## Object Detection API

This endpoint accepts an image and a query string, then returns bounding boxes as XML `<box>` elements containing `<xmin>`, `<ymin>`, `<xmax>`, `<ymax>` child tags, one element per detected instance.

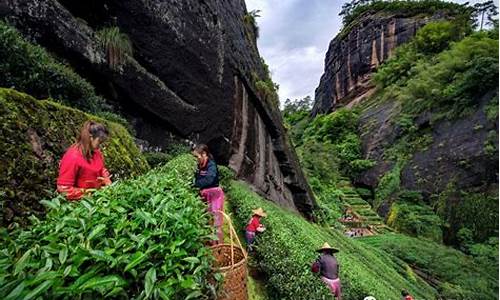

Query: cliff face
<box><xmin>2</xmin><ymin>0</ymin><xmax>315</xmax><ymax>216</ymax></box>
<box><xmin>313</xmin><ymin>12</ymin><xmax>445</xmax><ymax>115</ymax></box>
<box><xmin>310</xmin><ymin>6</ymin><xmax>499</xmax><ymax>245</ymax></box>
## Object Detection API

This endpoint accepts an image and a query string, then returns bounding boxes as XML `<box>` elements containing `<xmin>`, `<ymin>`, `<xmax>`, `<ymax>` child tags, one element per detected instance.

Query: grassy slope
<box><xmin>227</xmin><ymin>180</ymin><xmax>436</xmax><ymax>300</ymax></box>
<box><xmin>359</xmin><ymin>234</ymin><xmax>499</xmax><ymax>299</ymax></box>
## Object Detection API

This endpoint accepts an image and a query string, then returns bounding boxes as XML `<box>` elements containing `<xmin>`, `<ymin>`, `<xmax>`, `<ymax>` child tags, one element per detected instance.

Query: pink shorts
<box><xmin>321</xmin><ymin>276</ymin><xmax>341</xmax><ymax>298</ymax></box>
<box><xmin>200</xmin><ymin>187</ymin><xmax>224</xmax><ymax>241</ymax></box>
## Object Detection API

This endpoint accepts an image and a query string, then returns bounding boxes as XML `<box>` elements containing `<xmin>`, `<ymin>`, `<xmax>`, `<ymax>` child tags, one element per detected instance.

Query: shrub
<box><xmin>413</xmin><ymin>21</ymin><xmax>469</xmax><ymax>54</ymax></box>
<box><xmin>386</xmin><ymin>202</ymin><xmax>443</xmax><ymax>242</ymax></box>
<box><xmin>243</xmin><ymin>9</ymin><xmax>261</xmax><ymax>40</ymax></box>
<box><xmin>0</xmin><ymin>88</ymin><xmax>149</xmax><ymax>225</ymax></box>
<box><xmin>0</xmin><ymin>21</ymin><xmax>108</xmax><ymax>113</ymax></box>
<box><xmin>0</xmin><ymin>154</ymin><xmax>214</xmax><ymax>299</ymax></box>
<box><xmin>255</xmin><ymin>80</ymin><xmax>279</xmax><ymax>107</ymax></box>
<box><xmin>94</xmin><ymin>111</ymin><xmax>136</xmax><ymax>136</ymax></box>
<box><xmin>228</xmin><ymin>181</ymin><xmax>436</xmax><ymax>300</ymax></box>
<box><xmin>374</xmin><ymin>164</ymin><xmax>401</xmax><ymax>209</ymax></box>
<box><xmin>301</xmin><ymin>108</ymin><xmax>375</xmax><ymax>179</ymax></box>
<box><xmin>96</xmin><ymin>27</ymin><xmax>133</xmax><ymax>69</ymax></box>
<box><xmin>143</xmin><ymin>143</ymin><xmax>190</xmax><ymax>169</ymax></box>
<box><xmin>401</xmin><ymin>33</ymin><xmax>499</xmax><ymax>119</ymax></box>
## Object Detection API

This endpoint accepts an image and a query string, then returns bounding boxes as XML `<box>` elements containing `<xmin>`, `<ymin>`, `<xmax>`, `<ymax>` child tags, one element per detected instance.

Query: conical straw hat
<box><xmin>316</xmin><ymin>242</ymin><xmax>339</xmax><ymax>253</ymax></box>
<box><xmin>252</xmin><ymin>207</ymin><xmax>267</xmax><ymax>217</ymax></box>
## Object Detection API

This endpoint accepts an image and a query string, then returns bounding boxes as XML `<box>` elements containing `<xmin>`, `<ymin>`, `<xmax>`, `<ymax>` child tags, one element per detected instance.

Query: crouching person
<box><xmin>245</xmin><ymin>207</ymin><xmax>267</xmax><ymax>252</ymax></box>
<box><xmin>311</xmin><ymin>242</ymin><xmax>342</xmax><ymax>300</ymax></box>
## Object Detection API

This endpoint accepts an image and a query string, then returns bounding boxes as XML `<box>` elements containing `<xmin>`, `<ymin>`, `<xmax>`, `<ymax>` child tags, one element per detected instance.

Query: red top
<box><xmin>246</xmin><ymin>215</ymin><xmax>261</xmax><ymax>232</ymax></box>
<box><xmin>404</xmin><ymin>296</ymin><xmax>414</xmax><ymax>300</ymax></box>
<box><xmin>57</xmin><ymin>146</ymin><xmax>110</xmax><ymax>200</ymax></box>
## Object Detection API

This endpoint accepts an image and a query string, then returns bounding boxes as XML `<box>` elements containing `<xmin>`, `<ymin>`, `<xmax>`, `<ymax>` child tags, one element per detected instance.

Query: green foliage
<box><xmin>452</xmin><ymin>191</ymin><xmax>499</xmax><ymax>243</ymax></box>
<box><xmin>361</xmin><ymin>234</ymin><xmax>498</xmax><ymax>300</ymax></box>
<box><xmin>0</xmin><ymin>88</ymin><xmax>149</xmax><ymax>225</ymax></box>
<box><xmin>281</xmin><ymin>96</ymin><xmax>313</xmax><ymax>146</ymax></box>
<box><xmin>374</xmin><ymin>20</ymin><xmax>470</xmax><ymax>88</ymax></box>
<box><xmin>302</xmin><ymin>109</ymin><xmax>375</xmax><ymax>179</ymax></box>
<box><xmin>374</xmin><ymin>164</ymin><xmax>401</xmax><ymax>208</ymax></box>
<box><xmin>0</xmin><ymin>154</ymin><xmax>214</xmax><ymax>299</ymax></box>
<box><xmin>373</xmin><ymin>43</ymin><xmax>423</xmax><ymax>88</ymax></box>
<box><xmin>218</xmin><ymin>166</ymin><xmax>236</xmax><ymax>191</ymax></box>
<box><xmin>397</xmin><ymin>190</ymin><xmax>424</xmax><ymax>204</ymax></box>
<box><xmin>255</xmin><ymin>80</ymin><xmax>279</xmax><ymax>108</ymax></box>
<box><xmin>94</xmin><ymin>111</ymin><xmax>135</xmax><ymax>136</ymax></box>
<box><xmin>0</xmin><ymin>21</ymin><xmax>108</xmax><ymax>113</ymax></box>
<box><xmin>386</xmin><ymin>203</ymin><xmax>443</xmax><ymax>242</ymax></box>
<box><xmin>355</xmin><ymin>187</ymin><xmax>373</xmax><ymax>200</ymax></box>
<box><xmin>484</xmin><ymin>94</ymin><xmax>499</xmax><ymax>121</ymax></box>
<box><xmin>228</xmin><ymin>181</ymin><xmax>436</xmax><ymax>300</ymax></box>
<box><xmin>339</xmin><ymin>0</ymin><xmax>469</xmax><ymax>37</ymax></box>
<box><xmin>253</xmin><ymin>58</ymin><xmax>280</xmax><ymax>108</ymax></box>
<box><xmin>96</xmin><ymin>27</ymin><xmax>133</xmax><ymax>69</ymax></box>
<box><xmin>483</xmin><ymin>130</ymin><xmax>498</xmax><ymax>157</ymax></box>
<box><xmin>396</xmin><ymin>33</ymin><xmax>497</xmax><ymax>119</ymax></box>
<box><xmin>243</xmin><ymin>9</ymin><xmax>261</xmax><ymax>39</ymax></box>
<box><xmin>413</xmin><ymin>21</ymin><xmax>469</xmax><ymax>54</ymax></box>
<box><xmin>143</xmin><ymin>144</ymin><xmax>190</xmax><ymax>169</ymax></box>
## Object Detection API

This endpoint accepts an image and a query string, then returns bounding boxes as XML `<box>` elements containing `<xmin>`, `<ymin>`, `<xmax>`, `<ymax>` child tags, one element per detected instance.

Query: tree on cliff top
<box><xmin>471</xmin><ymin>0</ymin><xmax>498</xmax><ymax>30</ymax></box>
<box><xmin>339</xmin><ymin>0</ymin><xmax>471</xmax><ymax>28</ymax></box>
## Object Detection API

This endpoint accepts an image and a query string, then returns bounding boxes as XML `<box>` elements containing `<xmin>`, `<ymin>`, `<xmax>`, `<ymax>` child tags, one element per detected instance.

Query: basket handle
<box><xmin>216</xmin><ymin>210</ymin><xmax>247</xmax><ymax>268</ymax></box>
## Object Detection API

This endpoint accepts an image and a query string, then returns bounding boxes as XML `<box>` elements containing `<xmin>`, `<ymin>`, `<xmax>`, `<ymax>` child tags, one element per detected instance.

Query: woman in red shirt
<box><xmin>57</xmin><ymin>121</ymin><xmax>112</xmax><ymax>200</ymax></box>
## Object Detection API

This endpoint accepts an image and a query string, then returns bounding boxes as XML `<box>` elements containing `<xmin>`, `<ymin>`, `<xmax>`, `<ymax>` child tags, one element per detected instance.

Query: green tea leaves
<box><xmin>144</xmin><ymin>267</ymin><xmax>156</xmax><ymax>298</ymax></box>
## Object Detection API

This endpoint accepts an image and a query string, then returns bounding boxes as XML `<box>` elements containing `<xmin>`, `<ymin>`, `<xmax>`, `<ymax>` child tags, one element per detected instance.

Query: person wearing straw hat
<box><xmin>311</xmin><ymin>242</ymin><xmax>342</xmax><ymax>299</ymax></box>
<box><xmin>245</xmin><ymin>207</ymin><xmax>267</xmax><ymax>252</ymax></box>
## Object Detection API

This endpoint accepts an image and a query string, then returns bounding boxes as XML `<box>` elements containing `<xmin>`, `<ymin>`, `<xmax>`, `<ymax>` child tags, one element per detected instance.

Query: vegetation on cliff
<box><xmin>0</xmin><ymin>21</ymin><xmax>108</xmax><ymax>113</ymax></box>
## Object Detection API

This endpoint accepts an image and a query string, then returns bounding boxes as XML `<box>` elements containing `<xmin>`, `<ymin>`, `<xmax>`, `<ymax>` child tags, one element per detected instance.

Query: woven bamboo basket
<box><xmin>211</xmin><ymin>211</ymin><xmax>248</xmax><ymax>300</ymax></box>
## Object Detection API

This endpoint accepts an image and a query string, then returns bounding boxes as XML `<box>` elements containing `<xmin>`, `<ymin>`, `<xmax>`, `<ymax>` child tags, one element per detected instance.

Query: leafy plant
<box><xmin>0</xmin><ymin>155</ymin><xmax>215</xmax><ymax>299</ymax></box>
<box><xmin>386</xmin><ymin>202</ymin><xmax>443</xmax><ymax>242</ymax></box>
<box><xmin>95</xmin><ymin>111</ymin><xmax>135</xmax><ymax>136</ymax></box>
<box><xmin>96</xmin><ymin>27</ymin><xmax>133</xmax><ymax>69</ymax></box>
<box><xmin>0</xmin><ymin>21</ymin><xmax>109</xmax><ymax>113</ymax></box>
<box><xmin>243</xmin><ymin>9</ymin><xmax>261</xmax><ymax>39</ymax></box>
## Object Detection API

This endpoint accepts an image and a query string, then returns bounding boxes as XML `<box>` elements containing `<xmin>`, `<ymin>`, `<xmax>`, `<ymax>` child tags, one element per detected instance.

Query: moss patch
<box><xmin>0</xmin><ymin>88</ymin><xmax>149</xmax><ymax>225</ymax></box>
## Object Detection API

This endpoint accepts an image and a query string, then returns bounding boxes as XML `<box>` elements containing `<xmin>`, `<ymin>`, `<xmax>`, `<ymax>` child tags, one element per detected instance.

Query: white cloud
<box><xmin>245</xmin><ymin>0</ymin><xmax>499</xmax><ymax>106</ymax></box>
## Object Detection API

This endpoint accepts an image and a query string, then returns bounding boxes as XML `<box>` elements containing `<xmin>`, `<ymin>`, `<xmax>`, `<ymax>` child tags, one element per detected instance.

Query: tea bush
<box><xmin>0</xmin><ymin>154</ymin><xmax>214</xmax><ymax>299</ymax></box>
<box><xmin>228</xmin><ymin>181</ymin><xmax>436</xmax><ymax>300</ymax></box>
<box><xmin>0</xmin><ymin>88</ymin><xmax>149</xmax><ymax>225</ymax></box>
<box><xmin>361</xmin><ymin>234</ymin><xmax>498</xmax><ymax>299</ymax></box>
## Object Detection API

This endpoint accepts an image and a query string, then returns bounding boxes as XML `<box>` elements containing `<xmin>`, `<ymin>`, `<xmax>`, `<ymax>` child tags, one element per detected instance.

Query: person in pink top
<box><xmin>245</xmin><ymin>207</ymin><xmax>267</xmax><ymax>252</ymax></box>
<box><xmin>192</xmin><ymin>144</ymin><xmax>225</xmax><ymax>245</ymax></box>
<box><xmin>57</xmin><ymin>121</ymin><xmax>112</xmax><ymax>200</ymax></box>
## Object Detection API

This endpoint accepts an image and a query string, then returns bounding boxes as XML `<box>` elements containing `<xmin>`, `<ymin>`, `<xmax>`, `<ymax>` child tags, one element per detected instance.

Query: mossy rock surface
<box><xmin>0</xmin><ymin>88</ymin><xmax>149</xmax><ymax>225</ymax></box>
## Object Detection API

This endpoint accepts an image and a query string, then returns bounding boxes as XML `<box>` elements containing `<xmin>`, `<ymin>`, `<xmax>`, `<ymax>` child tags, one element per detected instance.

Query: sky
<box><xmin>244</xmin><ymin>0</ymin><xmax>499</xmax><ymax>106</ymax></box>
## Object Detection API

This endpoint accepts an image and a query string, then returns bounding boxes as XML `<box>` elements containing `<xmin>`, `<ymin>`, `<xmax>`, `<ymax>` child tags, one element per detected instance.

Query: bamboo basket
<box><xmin>211</xmin><ymin>210</ymin><xmax>248</xmax><ymax>300</ymax></box>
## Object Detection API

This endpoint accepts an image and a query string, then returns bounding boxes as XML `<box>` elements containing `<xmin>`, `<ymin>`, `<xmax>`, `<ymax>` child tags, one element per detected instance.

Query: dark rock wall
<box><xmin>358</xmin><ymin>93</ymin><xmax>499</xmax><ymax>197</ymax></box>
<box><xmin>2</xmin><ymin>0</ymin><xmax>316</xmax><ymax>216</ymax></box>
<box><xmin>313</xmin><ymin>12</ymin><xmax>444</xmax><ymax>115</ymax></box>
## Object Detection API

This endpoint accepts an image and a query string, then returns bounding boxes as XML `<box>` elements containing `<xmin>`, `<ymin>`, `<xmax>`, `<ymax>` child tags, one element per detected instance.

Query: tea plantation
<box><xmin>0</xmin><ymin>155</ymin><xmax>214</xmax><ymax>299</ymax></box>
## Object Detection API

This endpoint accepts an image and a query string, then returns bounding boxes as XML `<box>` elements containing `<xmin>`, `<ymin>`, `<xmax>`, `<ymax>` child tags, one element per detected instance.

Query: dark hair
<box><xmin>192</xmin><ymin>143</ymin><xmax>214</xmax><ymax>160</ymax></box>
<box><xmin>401</xmin><ymin>290</ymin><xmax>409</xmax><ymax>296</ymax></box>
<box><xmin>74</xmin><ymin>120</ymin><xmax>109</xmax><ymax>160</ymax></box>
